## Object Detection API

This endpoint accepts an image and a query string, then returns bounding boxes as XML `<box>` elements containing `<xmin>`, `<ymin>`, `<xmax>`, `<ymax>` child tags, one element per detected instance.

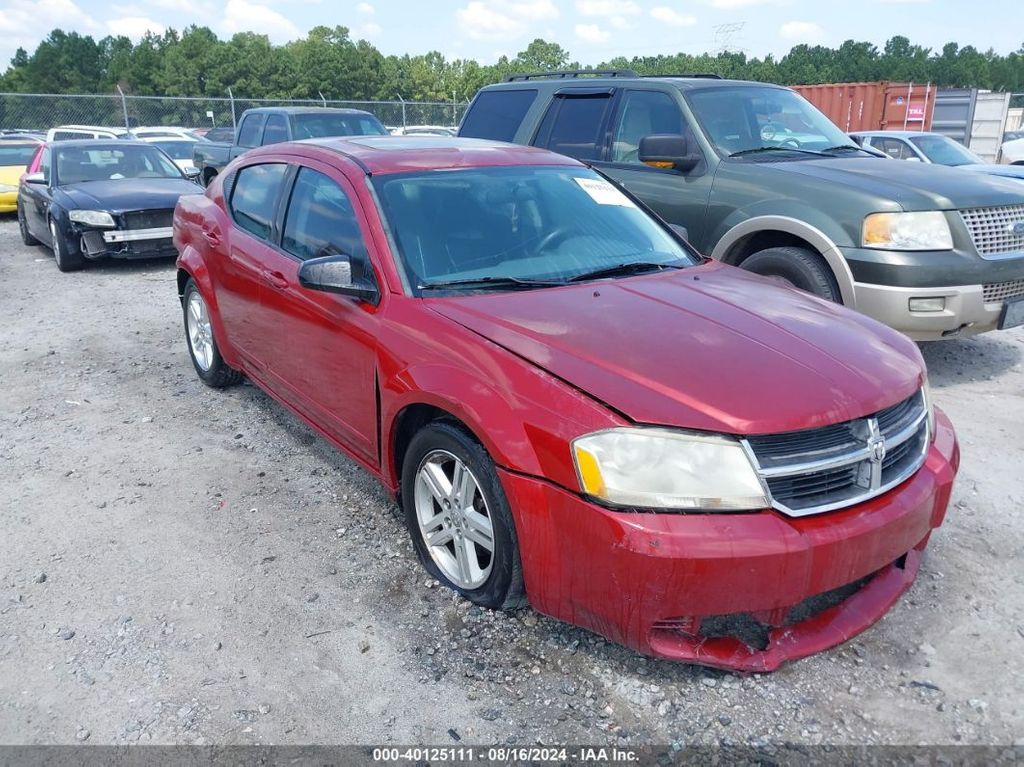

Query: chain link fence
<box><xmin>0</xmin><ymin>92</ymin><xmax>468</xmax><ymax>134</ymax></box>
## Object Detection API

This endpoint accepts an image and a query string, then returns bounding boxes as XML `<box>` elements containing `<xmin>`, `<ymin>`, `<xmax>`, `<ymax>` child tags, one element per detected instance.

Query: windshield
<box><xmin>151</xmin><ymin>140</ymin><xmax>196</xmax><ymax>160</ymax></box>
<box><xmin>292</xmin><ymin>113</ymin><xmax>388</xmax><ymax>139</ymax></box>
<box><xmin>0</xmin><ymin>144</ymin><xmax>38</xmax><ymax>166</ymax></box>
<box><xmin>373</xmin><ymin>166</ymin><xmax>698</xmax><ymax>293</ymax></box>
<box><xmin>909</xmin><ymin>135</ymin><xmax>983</xmax><ymax>166</ymax></box>
<box><xmin>688</xmin><ymin>86</ymin><xmax>853</xmax><ymax>157</ymax></box>
<box><xmin>54</xmin><ymin>145</ymin><xmax>182</xmax><ymax>185</ymax></box>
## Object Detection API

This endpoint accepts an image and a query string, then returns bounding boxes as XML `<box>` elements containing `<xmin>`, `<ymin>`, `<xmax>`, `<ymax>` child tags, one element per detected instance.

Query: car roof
<box><xmin>140</xmin><ymin>135</ymin><xmax>195</xmax><ymax>141</ymax></box>
<box><xmin>258</xmin><ymin>136</ymin><xmax>582</xmax><ymax>175</ymax></box>
<box><xmin>851</xmin><ymin>131</ymin><xmax>942</xmax><ymax>138</ymax></box>
<box><xmin>482</xmin><ymin>76</ymin><xmax>787</xmax><ymax>93</ymax></box>
<box><xmin>243</xmin><ymin>107</ymin><xmax>376</xmax><ymax>116</ymax></box>
<box><xmin>49</xmin><ymin>139</ymin><xmax>148</xmax><ymax>149</ymax></box>
<box><xmin>51</xmin><ymin>125</ymin><xmax>123</xmax><ymax>132</ymax></box>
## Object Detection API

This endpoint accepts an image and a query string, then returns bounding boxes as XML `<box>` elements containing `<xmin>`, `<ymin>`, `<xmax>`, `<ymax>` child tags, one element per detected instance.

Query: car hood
<box><xmin>56</xmin><ymin>177</ymin><xmax>199</xmax><ymax>211</ymax></box>
<box><xmin>426</xmin><ymin>262</ymin><xmax>924</xmax><ymax>436</ymax></box>
<box><xmin>765</xmin><ymin>156</ymin><xmax>1024</xmax><ymax>210</ymax></box>
<box><xmin>961</xmin><ymin>163</ymin><xmax>1024</xmax><ymax>180</ymax></box>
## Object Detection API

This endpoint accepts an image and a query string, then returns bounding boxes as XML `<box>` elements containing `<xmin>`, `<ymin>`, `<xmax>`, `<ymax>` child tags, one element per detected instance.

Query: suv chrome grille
<box><xmin>982</xmin><ymin>279</ymin><xmax>1024</xmax><ymax>304</ymax></box>
<box><xmin>744</xmin><ymin>390</ymin><xmax>929</xmax><ymax>517</ymax></box>
<box><xmin>123</xmin><ymin>209</ymin><xmax>174</xmax><ymax>230</ymax></box>
<box><xmin>960</xmin><ymin>204</ymin><xmax>1024</xmax><ymax>257</ymax></box>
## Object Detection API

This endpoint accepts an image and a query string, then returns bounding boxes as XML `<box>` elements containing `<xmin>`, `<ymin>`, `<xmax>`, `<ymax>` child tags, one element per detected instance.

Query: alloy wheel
<box><xmin>414</xmin><ymin>449</ymin><xmax>495</xmax><ymax>589</ymax></box>
<box><xmin>187</xmin><ymin>290</ymin><xmax>215</xmax><ymax>371</ymax></box>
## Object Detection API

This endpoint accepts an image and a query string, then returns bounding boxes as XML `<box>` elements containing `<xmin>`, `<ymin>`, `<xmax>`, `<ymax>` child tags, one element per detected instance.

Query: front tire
<box><xmin>182</xmin><ymin>278</ymin><xmax>242</xmax><ymax>388</ymax></box>
<box><xmin>741</xmin><ymin>246</ymin><xmax>841</xmax><ymax>303</ymax></box>
<box><xmin>401</xmin><ymin>421</ymin><xmax>526</xmax><ymax>611</ymax></box>
<box><xmin>18</xmin><ymin>202</ymin><xmax>39</xmax><ymax>246</ymax></box>
<box><xmin>50</xmin><ymin>216</ymin><xmax>84</xmax><ymax>272</ymax></box>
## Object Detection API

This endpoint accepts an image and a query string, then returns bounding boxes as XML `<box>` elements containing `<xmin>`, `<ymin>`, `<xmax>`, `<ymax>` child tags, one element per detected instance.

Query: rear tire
<box><xmin>50</xmin><ymin>216</ymin><xmax>85</xmax><ymax>272</ymax></box>
<box><xmin>182</xmin><ymin>278</ymin><xmax>242</xmax><ymax>388</ymax></box>
<box><xmin>18</xmin><ymin>202</ymin><xmax>39</xmax><ymax>246</ymax></box>
<box><xmin>741</xmin><ymin>246</ymin><xmax>841</xmax><ymax>303</ymax></box>
<box><xmin>401</xmin><ymin>421</ymin><xmax>527</xmax><ymax>611</ymax></box>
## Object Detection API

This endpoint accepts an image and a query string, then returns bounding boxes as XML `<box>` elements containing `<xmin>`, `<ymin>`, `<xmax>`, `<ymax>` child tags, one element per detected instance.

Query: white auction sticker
<box><xmin>574</xmin><ymin>177</ymin><xmax>636</xmax><ymax>207</ymax></box>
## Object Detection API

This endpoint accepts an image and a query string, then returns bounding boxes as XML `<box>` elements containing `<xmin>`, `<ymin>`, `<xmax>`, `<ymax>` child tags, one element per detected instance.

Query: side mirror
<box><xmin>23</xmin><ymin>171</ymin><xmax>45</xmax><ymax>185</ymax></box>
<box><xmin>183</xmin><ymin>166</ymin><xmax>201</xmax><ymax>181</ymax></box>
<box><xmin>905</xmin><ymin>156</ymin><xmax>922</xmax><ymax>162</ymax></box>
<box><xmin>298</xmin><ymin>254</ymin><xmax>379</xmax><ymax>304</ymax></box>
<box><xmin>639</xmin><ymin>134</ymin><xmax>700</xmax><ymax>173</ymax></box>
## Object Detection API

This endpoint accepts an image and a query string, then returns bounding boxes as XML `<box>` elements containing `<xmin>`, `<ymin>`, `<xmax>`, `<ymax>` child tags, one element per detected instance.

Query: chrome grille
<box><xmin>123</xmin><ymin>209</ymin><xmax>174</xmax><ymax>230</ymax></box>
<box><xmin>959</xmin><ymin>204</ymin><xmax>1024</xmax><ymax>257</ymax></box>
<box><xmin>744</xmin><ymin>390</ymin><xmax>929</xmax><ymax>518</ymax></box>
<box><xmin>983</xmin><ymin>279</ymin><xmax>1024</xmax><ymax>304</ymax></box>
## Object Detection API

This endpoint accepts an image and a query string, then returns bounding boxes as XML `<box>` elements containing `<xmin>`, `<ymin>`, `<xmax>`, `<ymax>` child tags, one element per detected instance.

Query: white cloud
<box><xmin>358</xmin><ymin>21</ymin><xmax>382</xmax><ymax>37</ymax></box>
<box><xmin>149</xmin><ymin>0</ymin><xmax>199</xmax><ymax>11</ymax></box>
<box><xmin>575</xmin><ymin>0</ymin><xmax>640</xmax><ymax>15</ymax></box>
<box><xmin>221</xmin><ymin>0</ymin><xmax>301</xmax><ymax>41</ymax></box>
<box><xmin>356</xmin><ymin>1</ymin><xmax>375</xmax><ymax>13</ymax></box>
<box><xmin>650</xmin><ymin>7</ymin><xmax>697</xmax><ymax>26</ymax></box>
<box><xmin>0</xmin><ymin>0</ymin><xmax>101</xmax><ymax>65</ymax></box>
<box><xmin>705</xmin><ymin>0</ymin><xmax>780</xmax><ymax>8</ymax></box>
<box><xmin>455</xmin><ymin>0</ymin><xmax>559</xmax><ymax>41</ymax></box>
<box><xmin>574</xmin><ymin>22</ymin><xmax>609</xmax><ymax>43</ymax></box>
<box><xmin>107</xmin><ymin>16</ymin><xmax>166</xmax><ymax>38</ymax></box>
<box><xmin>779</xmin><ymin>20</ymin><xmax>825</xmax><ymax>43</ymax></box>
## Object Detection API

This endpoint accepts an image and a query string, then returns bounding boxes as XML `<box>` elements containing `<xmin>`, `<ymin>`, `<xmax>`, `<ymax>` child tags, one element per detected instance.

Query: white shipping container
<box><xmin>968</xmin><ymin>91</ymin><xmax>1011</xmax><ymax>163</ymax></box>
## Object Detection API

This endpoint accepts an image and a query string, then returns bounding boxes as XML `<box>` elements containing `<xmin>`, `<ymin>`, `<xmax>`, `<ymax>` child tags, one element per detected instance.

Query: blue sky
<box><xmin>0</xmin><ymin>0</ymin><xmax>1020</xmax><ymax>73</ymax></box>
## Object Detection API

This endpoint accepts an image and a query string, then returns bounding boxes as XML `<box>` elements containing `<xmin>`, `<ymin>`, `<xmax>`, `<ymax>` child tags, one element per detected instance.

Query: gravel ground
<box><xmin>1</xmin><ymin>213</ymin><xmax>1022</xmax><ymax>748</ymax></box>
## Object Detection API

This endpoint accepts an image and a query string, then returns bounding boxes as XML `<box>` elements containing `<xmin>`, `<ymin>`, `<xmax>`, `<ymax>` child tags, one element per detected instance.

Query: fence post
<box><xmin>397</xmin><ymin>94</ymin><xmax>406</xmax><ymax>128</ymax></box>
<box><xmin>116</xmin><ymin>85</ymin><xmax>130</xmax><ymax>132</ymax></box>
<box><xmin>318</xmin><ymin>91</ymin><xmax>327</xmax><ymax>108</ymax></box>
<box><xmin>228</xmin><ymin>87</ymin><xmax>237</xmax><ymax>131</ymax></box>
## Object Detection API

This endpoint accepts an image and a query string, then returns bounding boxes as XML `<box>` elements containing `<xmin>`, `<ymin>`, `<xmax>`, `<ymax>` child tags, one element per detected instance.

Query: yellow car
<box><xmin>0</xmin><ymin>141</ymin><xmax>41</xmax><ymax>213</ymax></box>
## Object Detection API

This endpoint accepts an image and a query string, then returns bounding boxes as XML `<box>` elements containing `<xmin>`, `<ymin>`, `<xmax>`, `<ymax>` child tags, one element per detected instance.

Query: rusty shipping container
<box><xmin>792</xmin><ymin>82</ymin><xmax>935</xmax><ymax>133</ymax></box>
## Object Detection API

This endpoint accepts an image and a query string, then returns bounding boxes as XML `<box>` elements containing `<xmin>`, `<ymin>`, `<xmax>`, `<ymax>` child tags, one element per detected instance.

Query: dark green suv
<box><xmin>459</xmin><ymin>70</ymin><xmax>1024</xmax><ymax>340</ymax></box>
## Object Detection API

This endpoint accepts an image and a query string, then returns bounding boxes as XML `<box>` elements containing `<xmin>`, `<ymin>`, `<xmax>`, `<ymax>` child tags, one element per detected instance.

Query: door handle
<box><xmin>201</xmin><ymin>228</ymin><xmax>220</xmax><ymax>247</ymax></box>
<box><xmin>262</xmin><ymin>269</ymin><xmax>289</xmax><ymax>290</ymax></box>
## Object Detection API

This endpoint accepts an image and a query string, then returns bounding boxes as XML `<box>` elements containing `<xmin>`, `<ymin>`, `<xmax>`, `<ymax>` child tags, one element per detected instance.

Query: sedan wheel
<box><xmin>187</xmin><ymin>290</ymin><xmax>215</xmax><ymax>372</ymax></box>
<box><xmin>414</xmin><ymin>449</ymin><xmax>495</xmax><ymax>589</ymax></box>
<box><xmin>50</xmin><ymin>217</ymin><xmax>84</xmax><ymax>272</ymax></box>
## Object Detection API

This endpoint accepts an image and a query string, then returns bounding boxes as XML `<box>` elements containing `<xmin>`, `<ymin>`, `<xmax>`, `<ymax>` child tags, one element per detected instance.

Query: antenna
<box><xmin>713</xmin><ymin>22</ymin><xmax>746</xmax><ymax>54</ymax></box>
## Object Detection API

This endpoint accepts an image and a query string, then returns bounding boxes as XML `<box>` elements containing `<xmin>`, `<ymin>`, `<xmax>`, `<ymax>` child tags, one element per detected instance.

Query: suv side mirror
<box><xmin>639</xmin><ymin>134</ymin><xmax>700</xmax><ymax>173</ymax></box>
<box><xmin>298</xmin><ymin>254</ymin><xmax>379</xmax><ymax>304</ymax></box>
<box><xmin>23</xmin><ymin>171</ymin><xmax>45</xmax><ymax>185</ymax></box>
<box><xmin>183</xmin><ymin>166</ymin><xmax>202</xmax><ymax>181</ymax></box>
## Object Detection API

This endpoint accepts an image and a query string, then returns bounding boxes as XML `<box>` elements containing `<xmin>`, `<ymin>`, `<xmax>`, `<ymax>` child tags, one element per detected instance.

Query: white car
<box><xmin>130</xmin><ymin>126</ymin><xmax>205</xmax><ymax>141</ymax></box>
<box><xmin>140</xmin><ymin>136</ymin><xmax>198</xmax><ymax>172</ymax></box>
<box><xmin>390</xmin><ymin>125</ymin><xmax>457</xmax><ymax>137</ymax></box>
<box><xmin>46</xmin><ymin>125</ymin><xmax>126</xmax><ymax>141</ymax></box>
<box><xmin>852</xmin><ymin>130</ymin><xmax>1024</xmax><ymax>181</ymax></box>
<box><xmin>1001</xmin><ymin>135</ymin><xmax>1024</xmax><ymax>165</ymax></box>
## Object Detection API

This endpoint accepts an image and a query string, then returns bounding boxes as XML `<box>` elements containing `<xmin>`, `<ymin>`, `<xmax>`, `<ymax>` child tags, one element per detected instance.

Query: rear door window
<box><xmin>459</xmin><ymin>89</ymin><xmax>537</xmax><ymax>142</ymax></box>
<box><xmin>229</xmin><ymin>163</ymin><xmax>287</xmax><ymax>240</ymax></box>
<box><xmin>533</xmin><ymin>92</ymin><xmax>614</xmax><ymax>161</ymax></box>
<box><xmin>236</xmin><ymin>115</ymin><xmax>266</xmax><ymax>148</ymax></box>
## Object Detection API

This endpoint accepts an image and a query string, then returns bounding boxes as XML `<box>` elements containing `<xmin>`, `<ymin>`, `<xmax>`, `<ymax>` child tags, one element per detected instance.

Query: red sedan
<box><xmin>173</xmin><ymin>137</ymin><xmax>959</xmax><ymax>671</ymax></box>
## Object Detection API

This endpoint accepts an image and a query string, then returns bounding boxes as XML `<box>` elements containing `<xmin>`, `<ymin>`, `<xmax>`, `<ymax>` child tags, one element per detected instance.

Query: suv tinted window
<box><xmin>282</xmin><ymin>168</ymin><xmax>367</xmax><ymax>262</ymax></box>
<box><xmin>230</xmin><ymin>163</ymin><xmax>287</xmax><ymax>240</ymax></box>
<box><xmin>534</xmin><ymin>94</ymin><xmax>612</xmax><ymax>161</ymax></box>
<box><xmin>611</xmin><ymin>90</ymin><xmax>684</xmax><ymax>163</ymax></box>
<box><xmin>262</xmin><ymin>114</ymin><xmax>289</xmax><ymax>145</ymax></box>
<box><xmin>460</xmin><ymin>89</ymin><xmax>537</xmax><ymax>142</ymax></box>
<box><xmin>237</xmin><ymin>115</ymin><xmax>265</xmax><ymax>148</ymax></box>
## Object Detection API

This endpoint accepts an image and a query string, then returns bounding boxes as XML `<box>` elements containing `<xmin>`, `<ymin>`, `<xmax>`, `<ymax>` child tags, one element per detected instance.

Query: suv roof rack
<box><xmin>643</xmin><ymin>73</ymin><xmax>724</xmax><ymax>79</ymax></box>
<box><xmin>504</xmin><ymin>69</ymin><xmax>639</xmax><ymax>82</ymax></box>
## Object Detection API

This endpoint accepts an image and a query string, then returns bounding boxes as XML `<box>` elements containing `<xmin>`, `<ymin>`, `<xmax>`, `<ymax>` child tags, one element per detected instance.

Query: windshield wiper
<box><xmin>418</xmin><ymin>275</ymin><xmax>564</xmax><ymax>291</ymax></box>
<box><xmin>820</xmin><ymin>144</ymin><xmax>873</xmax><ymax>154</ymax></box>
<box><xmin>730</xmin><ymin>146</ymin><xmax>829</xmax><ymax>158</ymax></box>
<box><xmin>567</xmin><ymin>261</ymin><xmax>683</xmax><ymax>283</ymax></box>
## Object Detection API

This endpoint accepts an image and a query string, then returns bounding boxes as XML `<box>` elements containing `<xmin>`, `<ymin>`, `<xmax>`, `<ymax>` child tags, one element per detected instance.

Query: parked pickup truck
<box><xmin>193</xmin><ymin>107</ymin><xmax>388</xmax><ymax>186</ymax></box>
<box><xmin>459</xmin><ymin>71</ymin><xmax>1024</xmax><ymax>340</ymax></box>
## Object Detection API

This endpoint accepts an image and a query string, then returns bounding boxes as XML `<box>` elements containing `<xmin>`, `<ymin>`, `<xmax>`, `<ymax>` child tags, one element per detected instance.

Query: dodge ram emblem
<box><xmin>868</xmin><ymin>435</ymin><xmax>887</xmax><ymax>463</ymax></box>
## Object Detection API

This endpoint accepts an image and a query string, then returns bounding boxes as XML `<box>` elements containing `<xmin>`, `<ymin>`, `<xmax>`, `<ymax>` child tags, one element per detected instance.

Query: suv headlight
<box><xmin>69</xmin><ymin>209</ymin><xmax>115</xmax><ymax>227</ymax></box>
<box><xmin>862</xmin><ymin>211</ymin><xmax>953</xmax><ymax>251</ymax></box>
<box><xmin>572</xmin><ymin>427</ymin><xmax>769</xmax><ymax>511</ymax></box>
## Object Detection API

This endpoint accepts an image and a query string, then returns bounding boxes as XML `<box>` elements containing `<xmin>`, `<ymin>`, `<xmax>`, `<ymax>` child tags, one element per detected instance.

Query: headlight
<box><xmin>862</xmin><ymin>211</ymin><xmax>953</xmax><ymax>251</ymax></box>
<box><xmin>572</xmin><ymin>427</ymin><xmax>769</xmax><ymax>511</ymax></box>
<box><xmin>68</xmin><ymin>209</ymin><xmax>115</xmax><ymax>228</ymax></box>
<box><xmin>0</xmin><ymin>183</ymin><xmax>17</xmax><ymax>193</ymax></box>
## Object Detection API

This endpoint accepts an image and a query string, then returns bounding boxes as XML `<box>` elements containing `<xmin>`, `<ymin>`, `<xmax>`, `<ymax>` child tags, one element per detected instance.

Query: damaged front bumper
<box><xmin>79</xmin><ymin>226</ymin><xmax>176</xmax><ymax>260</ymax></box>
<box><xmin>500</xmin><ymin>408</ymin><xmax>959</xmax><ymax>672</ymax></box>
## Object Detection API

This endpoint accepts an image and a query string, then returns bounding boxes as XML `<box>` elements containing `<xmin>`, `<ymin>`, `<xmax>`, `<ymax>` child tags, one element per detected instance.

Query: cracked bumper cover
<box><xmin>80</xmin><ymin>227</ymin><xmax>176</xmax><ymax>259</ymax></box>
<box><xmin>500</xmin><ymin>408</ymin><xmax>958</xmax><ymax>672</ymax></box>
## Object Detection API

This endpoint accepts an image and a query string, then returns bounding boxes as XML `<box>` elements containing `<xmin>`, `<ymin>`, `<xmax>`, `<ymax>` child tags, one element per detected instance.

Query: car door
<box><xmin>22</xmin><ymin>145</ymin><xmax>52</xmax><ymax>237</ymax></box>
<box><xmin>252</xmin><ymin>162</ymin><xmax>381</xmax><ymax>463</ymax></box>
<box><xmin>595</xmin><ymin>88</ymin><xmax>713</xmax><ymax>247</ymax></box>
<box><xmin>261</xmin><ymin>114</ymin><xmax>289</xmax><ymax>146</ymax></box>
<box><xmin>231</xmin><ymin>114</ymin><xmax>265</xmax><ymax>161</ymax></box>
<box><xmin>218</xmin><ymin>161</ymin><xmax>289</xmax><ymax>368</ymax></box>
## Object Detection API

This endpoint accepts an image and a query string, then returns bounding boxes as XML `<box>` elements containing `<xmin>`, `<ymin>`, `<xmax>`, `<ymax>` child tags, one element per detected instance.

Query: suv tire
<box><xmin>741</xmin><ymin>246</ymin><xmax>841</xmax><ymax>303</ymax></box>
